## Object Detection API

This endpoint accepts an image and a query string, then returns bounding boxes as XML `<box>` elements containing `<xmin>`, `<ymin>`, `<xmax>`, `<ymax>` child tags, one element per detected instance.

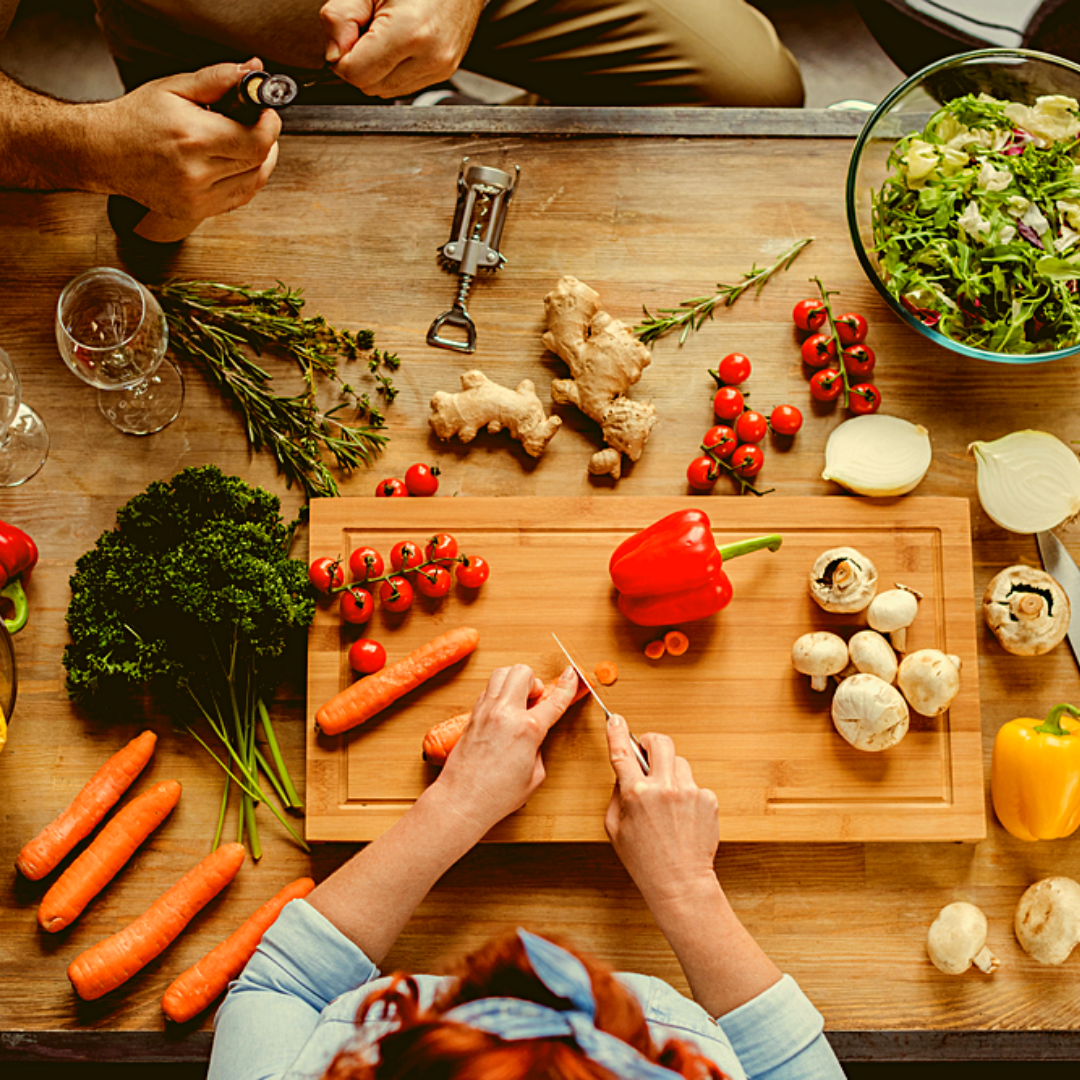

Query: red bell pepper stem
<box><xmin>1</xmin><ymin>579</ymin><xmax>28</xmax><ymax>635</ymax></box>
<box><xmin>717</xmin><ymin>534</ymin><xmax>783</xmax><ymax>562</ymax></box>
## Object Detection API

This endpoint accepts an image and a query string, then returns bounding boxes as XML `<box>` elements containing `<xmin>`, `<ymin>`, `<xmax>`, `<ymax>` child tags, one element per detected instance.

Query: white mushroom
<box><xmin>792</xmin><ymin>632</ymin><xmax>849</xmax><ymax>691</ymax></box>
<box><xmin>809</xmin><ymin>547</ymin><xmax>878</xmax><ymax>613</ymax></box>
<box><xmin>927</xmin><ymin>902</ymin><xmax>999</xmax><ymax>975</ymax></box>
<box><xmin>983</xmin><ymin>565</ymin><xmax>1070</xmax><ymax>656</ymax></box>
<box><xmin>848</xmin><ymin>629</ymin><xmax>899</xmax><ymax>684</ymax></box>
<box><xmin>1015</xmin><ymin>877</ymin><xmax>1080</xmax><ymax>965</ymax></box>
<box><xmin>831</xmin><ymin>673</ymin><xmax>910</xmax><ymax>751</ymax></box>
<box><xmin>866</xmin><ymin>587</ymin><xmax>920</xmax><ymax>652</ymax></box>
<box><xmin>897</xmin><ymin>649</ymin><xmax>961</xmax><ymax>717</ymax></box>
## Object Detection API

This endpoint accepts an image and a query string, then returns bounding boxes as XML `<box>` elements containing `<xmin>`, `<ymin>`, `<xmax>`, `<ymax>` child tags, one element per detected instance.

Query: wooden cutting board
<box><xmin>306</xmin><ymin>496</ymin><xmax>985</xmax><ymax>843</ymax></box>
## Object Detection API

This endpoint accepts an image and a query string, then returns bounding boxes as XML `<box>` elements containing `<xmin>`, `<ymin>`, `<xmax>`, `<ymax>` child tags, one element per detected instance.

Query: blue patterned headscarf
<box><xmin>442</xmin><ymin>929</ymin><xmax>683</xmax><ymax>1080</ymax></box>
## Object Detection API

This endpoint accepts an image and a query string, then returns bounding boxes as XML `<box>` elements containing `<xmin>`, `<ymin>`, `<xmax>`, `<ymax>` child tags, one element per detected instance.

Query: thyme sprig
<box><xmin>635</xmin><ymin>237</ymin><xmax>814</xmax><ymax>345</ymax></box>
<box><xmin>152</xmin><ymin>280</ymin><xmax>399</xmax><ymax>499</ymax></box>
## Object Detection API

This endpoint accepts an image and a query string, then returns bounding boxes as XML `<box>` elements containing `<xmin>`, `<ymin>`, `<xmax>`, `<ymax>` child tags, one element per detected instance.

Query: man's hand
<box><xmin>320</xmin><ymin>0</ymin><xmax>484</xmax><ymax>98</ymax></box>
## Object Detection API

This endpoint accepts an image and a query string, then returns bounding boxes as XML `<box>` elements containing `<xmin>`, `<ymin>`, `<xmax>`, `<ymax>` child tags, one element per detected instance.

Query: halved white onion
<box><xmin>969</xmin><ymin>430</ymin><xmax>1080</xmax><ymax>534</ymax></box>
<box><xmin>822</xmin><ymin>415</ymin><xmax>932</xmax><ymax>497</ymax></box>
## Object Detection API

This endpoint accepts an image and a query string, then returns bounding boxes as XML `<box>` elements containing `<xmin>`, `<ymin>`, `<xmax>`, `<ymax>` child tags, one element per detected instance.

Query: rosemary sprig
<box><xmin>152</xmin><ymin>280</ymin><xmax>399</xmax><ymax>499</ymax></box>
<box><xmin>635</xmin><ymin>236</ymin><xmax>814</xmax><ymax>346</ymax></box>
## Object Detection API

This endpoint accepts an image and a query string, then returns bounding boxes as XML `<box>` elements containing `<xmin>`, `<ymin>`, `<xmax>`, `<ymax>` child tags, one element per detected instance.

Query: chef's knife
<box><xmin>1036</xmin><ymin>530</ymin><xmax>1080</xmax><ymax>670</ymax></box>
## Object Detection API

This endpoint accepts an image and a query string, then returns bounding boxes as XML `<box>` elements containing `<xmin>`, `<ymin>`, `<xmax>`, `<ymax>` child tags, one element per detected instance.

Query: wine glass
<box><xmin>55</xmin><ymin>266</ymin><xmax>184</xmax><ymax>435</ymax></box>
<box><xmin>0</xmin><ymin>346</ymin><xmax>49</xmax><ymax>487</ymax></box>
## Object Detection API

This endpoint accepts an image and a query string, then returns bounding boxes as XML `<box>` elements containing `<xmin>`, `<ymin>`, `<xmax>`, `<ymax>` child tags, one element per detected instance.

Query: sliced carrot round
<box><xmin>643</xmin><ymin>639</ymin><xmax>666</xmax><ymax>660</ymax></box>
<box><xmin>593</xmin><ymin>661</ymin><xmax>618</xmax><ymax>686</ymax></box>
<box><xmin>663</xmin><ymin>630</ymin><xmax>689</xmax><ymax>656</ymax></box>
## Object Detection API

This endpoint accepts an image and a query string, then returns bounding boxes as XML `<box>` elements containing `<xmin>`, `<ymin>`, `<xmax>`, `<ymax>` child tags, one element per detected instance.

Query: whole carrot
<box><xmin>162</xmin><ymin>876</ymin><xmax>316</xmax><ymax>1023</ymax></box>
<box><xmin>316</xmin><ymin>626</ymin><xmax>480</xmax><ymax>737</ymax></box>
<box><xmin>67</xmin><ymin>841</ymin><xmax>246</xmax><ymax>1001</ymax></box>
<box><xmin>38</xmin><ymin>779</ymin><xmax>182</xmax><ymax>933</ymax></box>
<box><xmin>16</xmin><ymin>730</ymin><xmax>158</xmax><ymax>881</ymax></box>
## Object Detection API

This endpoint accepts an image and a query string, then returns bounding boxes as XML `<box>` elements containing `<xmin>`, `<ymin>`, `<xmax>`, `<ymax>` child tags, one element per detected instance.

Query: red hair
<box><xmin>323</xmin><ymin>931</ymin><xmax>726</xmax><ymax>1080</ymax></box>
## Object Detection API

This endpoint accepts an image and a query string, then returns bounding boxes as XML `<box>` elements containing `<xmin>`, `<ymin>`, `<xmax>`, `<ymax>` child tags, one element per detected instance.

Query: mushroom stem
<box><xmin>810</xmin><ymin>674</ymin><xmax>827</xmax><ymax>692</ymax></box>
<box><xmin>833</xmin><ymin>560</ymin><xmax>854</xmax><ymax>588</ymax></box>
<box><xmin>889</xmin><ymin>627</ymin><xmax>908</xmax><ymax>652</ymax></box>
<box><xmin>972</xmin><ymin>946</ymin><xmax>999</xmax><ymax>974</ymax></box>
<box><xmin>1015</xmin><ymin>593</ymin><xmax>1046</xmax><ymax>620</ymax></box>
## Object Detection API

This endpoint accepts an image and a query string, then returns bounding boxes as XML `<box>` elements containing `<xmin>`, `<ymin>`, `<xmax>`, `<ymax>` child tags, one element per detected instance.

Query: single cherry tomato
<box><xmin>404</xmin><ymin>462</ymin><xmax>440</xmax><ymax>497</ymax></box>
<box><xmin>375</xmin><ymin>477</ymin><xmax>409</xmax><ymax>498</ymax></box>
<box><xmin>456</xmin><ymin>554</ymin><xmax>490</xmax><ymax>589</ymax></box>
<box><xmin>792</xmin><ymin>298</ymin><xmax>828</xmax><ymax>332</ymax></box>
<box><xmin>809</xmin><ymin>369</ymin><xmax>843</xmax><ymax>402</ymax></box>
<box><xmin>842</xmin><ymin>343</ymin><xmax>876</xmax><ymax>377</ymax></box>
<box><xmin>732</xmin><ymin>444</ymin><xmax>765</xmax><ymax>478</ymax></box>
<box><xmin>379</xmin><ymin>575</ymin><xmax>414</xmax><ymax>612</ymax></box>
<box><xmin>390</xmin><ymin>540</ymin><xmax>423</xmax><ymax>574</ymax></box>
<box><xmin>308</xmin><ymin>557</ymin><xmax>344</xmax><ymax>593</ymax></box>
<box><xmin>425</xmin><ymin>532</ymin><xmax>459</xmax><ymax>564</ymax></box>
<box><xmin>716</xmin><ymin>352</ymin><xmax>752</xmax><ymax>385</ymax></box>
<box><xmin>835</xmin><ymin>312</ymin><xmax>868</xmax><ymax>346</ymax></box>
<box><xmin>349</xmin><ymin>546</ymin><xmax>384</xmax><ymax>581</ymax></box>
<box><xmin>713</xmin><ymin>386</ymin><xmax>745</xmax><ymax>421</ymax></box>
<box><xmin>702</xmin><ymin>425</ymin><xmax>736</xmax><ymax>459</ymax></box>
<box><xmin>348</xmin><ymin>638</ymin><xmax>387</xmax><ymax>675</ymax></box>
<box><xmin>849</xmin><ymin>383</ymin><xmax>882</xmax><ymax>415</ymax></box>
<box><xmin>734</xmin><ymin>410</ymin><xmax>767</xmax><ymax>444</ymax></box>
<box><xmin>800</xmin><ymin>332</ymin><xmax>837</xmax><ymax>368</ymax></box>
<box><xmin>416</xmin><ymin>564</ymin><xmax>453</xmax><ymax>599</ymax></box>
<box><xmin>769</xmin><ymin>404</ymin><xmax>803</xmax><ymax>436</ymax></box>
<box><xmin>340</xmin><ymin>587</ymin><xmax>374</xmax><ymax>624</ymax></box>
<box><xmin>687</xmin><ymin>455</ymin><xmax>719</xmax><ymax>492</ymax></box>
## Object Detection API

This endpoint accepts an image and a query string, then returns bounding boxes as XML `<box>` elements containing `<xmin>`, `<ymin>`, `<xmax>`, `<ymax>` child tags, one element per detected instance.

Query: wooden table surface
<box><xmin>2</xmin><ymin>107</ymin><xmax>1080</xmax><ymax>1064</ymax></box>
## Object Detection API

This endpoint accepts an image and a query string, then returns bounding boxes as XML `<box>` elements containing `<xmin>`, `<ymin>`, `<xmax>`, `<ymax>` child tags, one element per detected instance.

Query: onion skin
<box><xmin>822</xmin><ymin>415</ymin><xmax>932</xmax><ymax>497</ymax></box>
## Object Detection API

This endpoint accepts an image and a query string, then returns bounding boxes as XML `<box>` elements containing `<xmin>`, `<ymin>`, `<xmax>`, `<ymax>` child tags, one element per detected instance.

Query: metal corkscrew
<box><xmin>427</xmin><ymin>158</ymin><xmax>519</xmax><ymax>354</ymax></box>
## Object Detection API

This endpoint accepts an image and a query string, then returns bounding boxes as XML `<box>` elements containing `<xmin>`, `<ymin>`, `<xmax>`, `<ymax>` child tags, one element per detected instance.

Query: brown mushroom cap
<box><xmin>809</xmin><ymin>547</ymin><xmax>879</xmax><ymax>614</ymax></box>
<box><xmin>983</xmin><ymin>565</ymin><xmax>1070</xmax><ymax>656</ymax></box>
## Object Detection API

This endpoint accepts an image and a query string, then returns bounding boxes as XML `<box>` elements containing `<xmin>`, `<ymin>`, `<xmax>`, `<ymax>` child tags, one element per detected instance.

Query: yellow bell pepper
<box><xmin>991</xmin><ymin>704</ymin><xmax>1080</xmax><ymax>842</ymax></box>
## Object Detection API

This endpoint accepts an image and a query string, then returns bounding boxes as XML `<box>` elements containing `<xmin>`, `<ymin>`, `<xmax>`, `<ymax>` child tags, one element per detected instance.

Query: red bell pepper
<box><xmin>609</xmin><ymin>508</ymin><xmax>780</xmax><ymax>627</ymax></box>
<box><xmin>0</xmin><ymin>520</ymin><xmax>38</xmax><ymax>634</ymax></box>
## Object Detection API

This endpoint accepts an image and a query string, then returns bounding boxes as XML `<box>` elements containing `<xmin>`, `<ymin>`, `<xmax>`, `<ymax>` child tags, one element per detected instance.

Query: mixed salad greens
<box><xmin>872</xmin><ymin>92</ymin><xmax>1080</xmax><ymax>354</ymax></box>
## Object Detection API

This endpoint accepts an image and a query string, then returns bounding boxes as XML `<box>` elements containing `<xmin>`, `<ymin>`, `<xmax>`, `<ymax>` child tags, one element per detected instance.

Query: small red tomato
<box><xmin>800</xmin><ymin>333</ymin><xmax>837</xmax><ymax>368</ymax></box>
<box><xmin>702</xmin><ymin>425</ymin><xmax>736</xmax><ymax>459</ymax></box>
<box><xmin>425</xmin><ymin>532</ymin><xmax>459</xmax><ymax>564</ymax></box>
<box><xmin>792</xmin><ymin>298</ymin><xmax>828</xmax><ymax>332</ymax></box>
<box><xmin>379</xmin><ymin>575</ymin><xmax>414</xmax><ymax>612</ymax></box>
<box><xmin>835</xmin><ymin>312</ymin><xmax>868</xmax><ymax>346</ymax></box>
<box><xmin>842</xmin><ymin>343</ymin><xmax>876</xmax><ymax>377</ymax></box>
<box><xmin>734</xmin><ymin>410</ymin><xmax>767</xmax><ymax>444</ymax></box>
<box><xmin>404</xmin><ymin>462</ymin><xmax>440</xmax><ymax>497</ymax></box>
<box><xmin>687</xmin><ymin>455</ymin><xmax>718</xmax><ymax>492</ymax></box>
<box><xmin>848</xmin><ymin>383</ymin><xmax>882</xmax><ymax>415</ymax></box>
<box><xmin>809</xmin><ymin>369</ymin><xmax>843</xmax><ymax>402</ymax></box>
<box><xmin>375</xmin><ymin>477</ymin><xmax>409</xmax><ymax>498</ymax></box>
<box><xmin>716</xmin><ymin>352</ymin><xmax>752</xmax><ymax>385</ymax></box>
<box><xmin>390</xmin><ymin>540</ymin><xmax>423</xmax><ymax>574</ymax></box>
<box><xmin>349</xmin><ymin>546</ymin><xmax>384</xmax><ymax>581</ymax></box>
<box><xmin>340</xmin><ymin>587</ymin><xmax>374</xmax><ymax>624</ymax></box>
<box><xmin>456</xmin><ymin>555</ymin><xmax>490</xmax><ymax>589</ymax></box>
<box><xmin>415</xmin><ymin>564</ymin><xmax>452</xmax><ymax>599</ymax></box>
<box><xmin>732</xmin><ymin>444</ymin><xmax>765</xmax><ymax>478</ymax></box>
<box><xmin>769</xmin><ymin>404</ymin><xmax>803</xmax><ymax>436</ymax></box>
<box><xmin>713</xmin><ymin>386</ymin><xmax>745</xmax><ymax>421</ymax></box>
<box><xmin>348</xmin><ymin>638</ymin><xmax>387</xmax><ymax>675</ymax></box>
<box><xmin>308</xmin><ymin>557</ymin><xmax>344</xmax><ymax>593</ymax></box>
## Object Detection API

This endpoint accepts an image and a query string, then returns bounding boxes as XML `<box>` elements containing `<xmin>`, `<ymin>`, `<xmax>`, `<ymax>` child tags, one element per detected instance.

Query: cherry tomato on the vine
<box><xmin>842</xmin><ymin>343</ymin><xmax>876</xmax><ymax>377</ymax></box>
<box><xmin>425</xmin><ymin>532</ymin><xmax>458</xmax><ymax>564</ymax></box>
<box><xmin>800</xmin><ymin>333</ymin><xmax>837</xmax><ymax>368</ymax></box>
<box><xmin>687</xmin><ymin>456</ymin><xmax>719</xmax><ymax>492</ymax></box>
<box><xmin>340</xmin><ymin>587</ymin><xmax>374</xmax><ymax>624</ymax></box>
<box><xmin>702</xmin><ymin>425</ymin><xmax>736</xmax><ymax>459</ymax></box>
<box><xmin>416</xmin><ymin>564</ymin><xmax>453</xmax><ymax>599</ymax></box>
<box><xmin>456</xmin><ymin>555</ymin><xmax>490</xmax><ymax>589</ymax></box>
<box><xmin>308</xmin><ymin>557</ymin><xmax>344</xmax><ymax>593</ymax></box>
<box><xmin>713</xmin><ymin>386</ymin><xmax>745</xmax><ymax>421</ymax></box>
<box><xmin>375</xmin><ymin>477</ymin><xmax>409</xmax><ymax>498</ymax></box>
<box><xmin>379</xmin><ymin>575</ymin><xmax>414</xmax><ymax>612</ymax></box>
<box><xmin>734</xmin><ymin>410</ymin><xmax>768</xmax><ymax>445</ymax></box>
<box><xmin>849</xmin><ymin>383</ymin><xmax>882</xmax><ymax>415</ymax></box>
<box><xmin>390</xmin><ymin>540</ymin><xmax>423</xmax><ymax>574</ymax></box>
<box><xmin>769</xmin><ymin>404</ymin><xmax>803</xmax><ymax>437</ymax></box>
<box><xmin>732</xmin><ymin>444</ymin><xmax>765</xmax><ymax>478</ymax></box>
<box><xmin>809</xmin><ymin>369</ymin><xmax>843</xmax><ymax>402</ymax></box>
<box><xmin>349</xmin><ymin>546</ymin><xmax>384</xmax><ymax>581</ymax></box>
<box><xmin>404</xmin><ymin>462</ymin><xmax>440</xmax><ymax>497</ymax></box>
<box><xmin>835</xmin><ymin>312</ymin><xmax>868</xmax><ymax>346</ymax></box>
<box><xmin>716</xmin><ymin>352</ymin><xmax>752</xmax><ymax>385</ymax></box>
<box><xmin>793</xmin><ymin>298</ymin><xmax>828</xmax><ymax>332</ymax></box>
<box><xmin>348</xmin><ymin>638</ymin><xmax>387</xmax><ymax>675</ymax></box>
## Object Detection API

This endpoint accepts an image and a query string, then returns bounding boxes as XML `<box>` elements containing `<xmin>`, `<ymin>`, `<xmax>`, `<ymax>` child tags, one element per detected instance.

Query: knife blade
<box><xmin>1035</xmin><ymin>530</ymin><xmax>1080</xmax><ymax>670</ymax></box>
<box><xmin>551</xmin><ymin>633</ymin><xmax>650</xmax><ymax>775</ymax></box>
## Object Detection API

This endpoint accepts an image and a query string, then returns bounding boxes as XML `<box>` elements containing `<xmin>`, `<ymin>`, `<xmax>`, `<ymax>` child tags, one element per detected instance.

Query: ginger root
<box><xmin>429</xmin><ymin>370</ymin><xmax>562</xmax><ymax>458</ymax></box>
<box><xmin>542</xmin><ymin>276</ymin><xmax>656</xmax><ymax>479</ymax></box>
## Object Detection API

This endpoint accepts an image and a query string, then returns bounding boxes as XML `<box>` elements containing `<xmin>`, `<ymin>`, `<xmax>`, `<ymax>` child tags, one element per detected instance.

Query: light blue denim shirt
<box><xmin>208</xmin><ymin>900</ymin><xmax>846</xmax><ymax>1080</ymax></box>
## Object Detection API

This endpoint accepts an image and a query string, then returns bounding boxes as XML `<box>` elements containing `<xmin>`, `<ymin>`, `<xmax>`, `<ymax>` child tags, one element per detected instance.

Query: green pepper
<box><xmin>0</xmin><ymin>520</ymin><xmax>37</xmax><ymax>634</ymax></box>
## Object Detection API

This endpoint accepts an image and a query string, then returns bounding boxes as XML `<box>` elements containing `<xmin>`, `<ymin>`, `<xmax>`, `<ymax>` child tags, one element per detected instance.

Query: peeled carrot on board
<box><xmin>37</xmin><ymin>779</ymin><xmax>182</xmax><ymax>933</ymax></box>
<box><xmin>16</xmin><ymin>730</ymin><xmax>158</xmax><ymax>881</ymax></box>
<box><xmin>162</xmin><ymin>876</ymin><xmax>315</xmax><ymax>1023</ymax></box>
<box><xmin>67</xmin><ymin>841</ymin><xmax>246</xmax><ymax>1001</ymax></box>
<box><xmin>316</xmin><ymin>626</ymin><xmax>480</xmax><ymax>737</ymax></box>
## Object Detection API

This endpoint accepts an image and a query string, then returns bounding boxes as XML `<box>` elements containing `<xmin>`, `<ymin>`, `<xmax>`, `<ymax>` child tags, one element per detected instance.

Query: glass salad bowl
<box><xmin>846</xmin><ymin>48</ymin><xmax>1080</xmax><ymax>364</ymax></box>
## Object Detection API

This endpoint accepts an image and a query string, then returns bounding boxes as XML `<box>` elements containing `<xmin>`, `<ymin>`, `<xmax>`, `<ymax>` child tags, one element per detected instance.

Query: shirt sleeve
<box><xmin>715</xmin><ymin>974</ymin><xmax>846</xmax><ymax>1080</ymax></box>
<box><xmin>207</xmin><ymin>899</ymin><xmax>381</xmax><ymax>1080</ymax></box>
